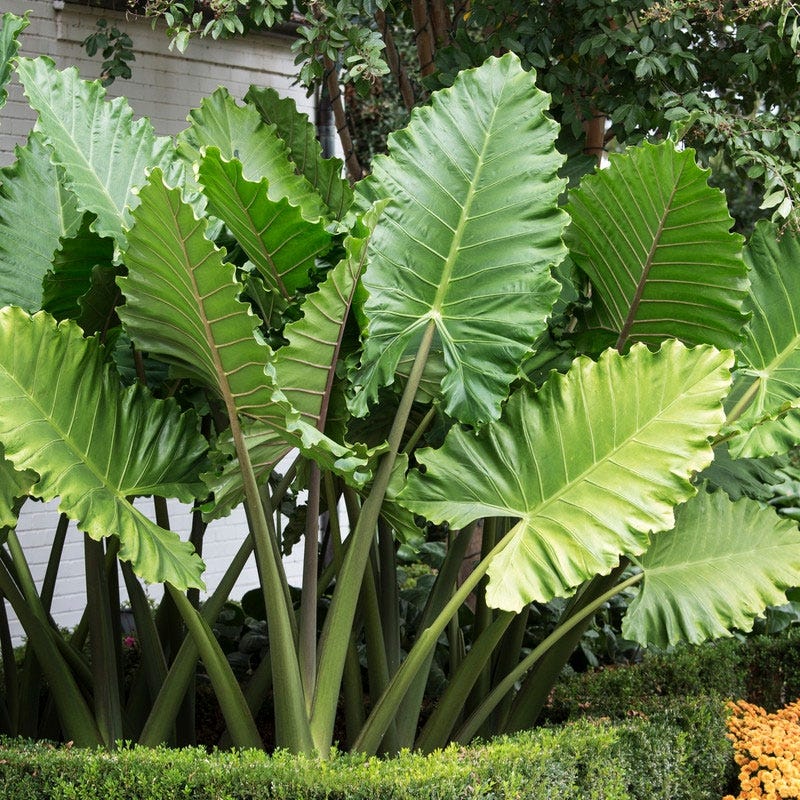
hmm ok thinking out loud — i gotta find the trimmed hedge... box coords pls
[0,700,731,800]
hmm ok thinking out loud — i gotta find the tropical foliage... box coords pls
[2,9,800,758]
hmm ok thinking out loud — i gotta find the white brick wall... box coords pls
[2,0,314,162]
[2,0,314,642]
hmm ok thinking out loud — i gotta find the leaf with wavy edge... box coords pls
[179,88,326,223]
[350,53,567,427]
[244,85,352,219]
[16,57,179,245]
[0,444,35,529]
[119,172,369,503]
[0,133,82,310]
[199,206,381,518]
[197,149,331,298]
[724,222,800,457]
[567,140,748,352]
[0,308,207,588]
[400,341,733,612]
[0,12,27,112]
[623,489,800,647]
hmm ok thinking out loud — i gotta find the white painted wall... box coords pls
[2,0,314,642]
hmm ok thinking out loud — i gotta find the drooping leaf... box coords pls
[42,212,119,333]
[724,222,800,457]
[16,56,175,244]
[119,171,368,492]
[623,489,800,647]
[0,443,35,529]
[178,87,326,222]
[197,148,331,297]
[567,140,748,352]
[245,85,352,219]
[350,53,567,426]
[400,341,733,612]
[0,133,82,310]
[0,307,208,589]
[0,12,27,113]
[697,443,788,502]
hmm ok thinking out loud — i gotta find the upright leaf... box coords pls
[350,53,567,426]
[197,148,331,298]
[245,85,352,219]
[0,308,207,589]
[16,57,174,244]
[725,222,800,457]
[0,12,27,113]
[567,140,748,352]
[400,341,733,611]
[179,88,326,222]
[0,133,82,310]
[623,489,800,647]
[119,172,367,484]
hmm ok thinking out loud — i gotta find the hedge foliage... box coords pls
[0,701,731,800]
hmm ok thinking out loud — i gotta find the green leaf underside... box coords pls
[0,133,83,311]
[197,149,331,298]
[351,53,568,426]
[244,85,352,219]
[0,12,27,112]
[0,308,207,589]
[725,222,800,457]
[42,212,118,332]
[16,57,174,244]
[179,88,326,222]
[0,443,35,529]
[623,489,800,647]
[400,341,733,612]
[567,140,747,351]
[120,173,368,502]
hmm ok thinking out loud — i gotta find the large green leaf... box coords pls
[197,148,331,297]
[399,341,733,611]
[244,85,352,219]
[118,172,367,485]
[567,140,748,352]
[0,307,207,589]
[0,12,27,113]
[350,53,568,427]
[178,88,326,222]
[724,222,800,457]
[0,133,82,310]
[0,443,35,529]
[16,57,174,244]
[623,489,800,647]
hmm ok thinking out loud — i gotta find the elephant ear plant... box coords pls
[1,9,800,756]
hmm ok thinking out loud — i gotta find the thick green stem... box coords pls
[166,585,262,749]
[0,598,18,733]
[84,536,124,748]
[504,563,629,733]
[455,572,644,743]
[41,513,69,612]
[377,518,400,676]
[310,320,436,753]
[299,462,322,709]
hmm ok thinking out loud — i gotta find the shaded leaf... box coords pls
[623,490,800,647]
[0,12,27,113]
[350,53,567,426]
[724,222,800,457]
[567,140,748,351]
[400,341,733,611]
[0,133,82,310]
[0,307,207,589]
[0,443,35,529]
